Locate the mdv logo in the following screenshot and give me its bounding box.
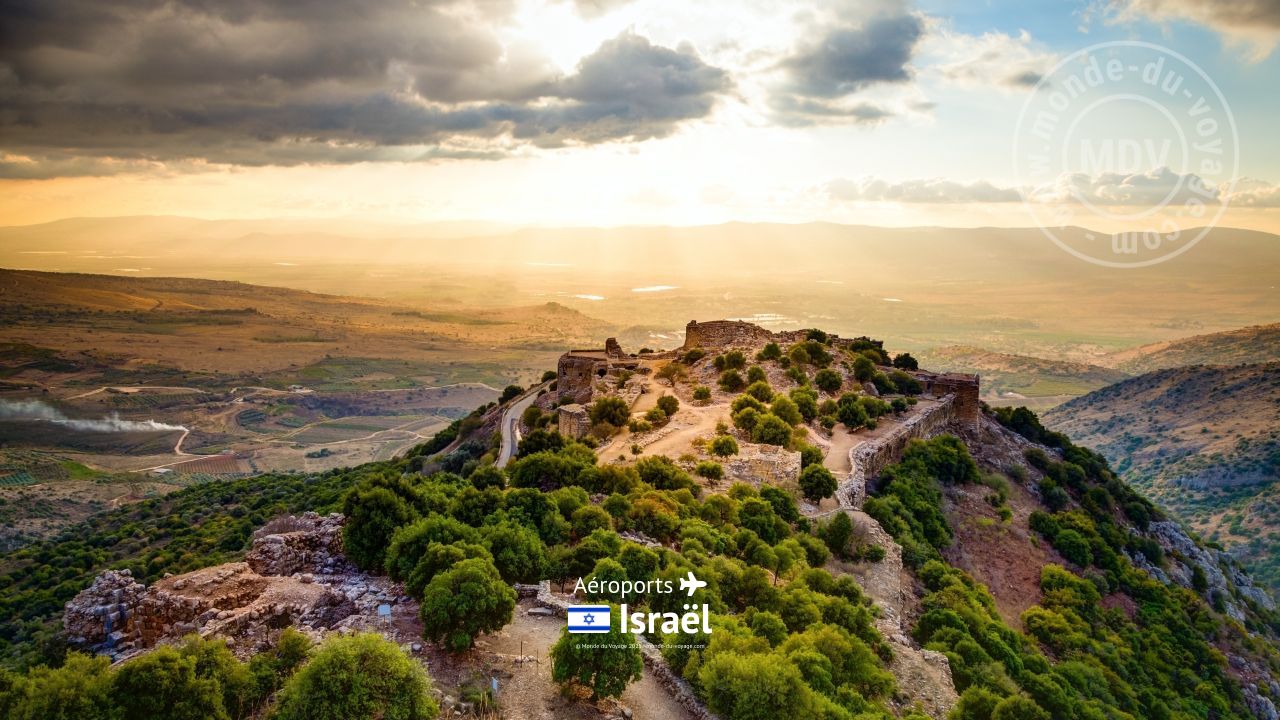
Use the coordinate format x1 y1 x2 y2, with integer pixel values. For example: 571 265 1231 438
566 605 611 634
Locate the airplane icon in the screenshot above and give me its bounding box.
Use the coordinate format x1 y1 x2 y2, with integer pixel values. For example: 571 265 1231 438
678 571 707 597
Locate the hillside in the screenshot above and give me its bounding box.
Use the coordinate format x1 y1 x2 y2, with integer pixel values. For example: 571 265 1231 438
1045 363 1280 591
917 345 1130 410
1103 322 1280 374
3 320 1279 720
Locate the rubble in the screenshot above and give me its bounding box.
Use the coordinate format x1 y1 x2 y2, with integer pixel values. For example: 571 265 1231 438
64 512 407 659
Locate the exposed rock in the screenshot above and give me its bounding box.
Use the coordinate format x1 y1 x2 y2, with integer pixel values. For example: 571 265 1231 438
245 512 345 577
62 569 146 648
721 442 801 493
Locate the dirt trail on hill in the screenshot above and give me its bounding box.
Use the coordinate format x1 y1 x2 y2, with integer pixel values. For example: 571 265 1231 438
811 407 960 719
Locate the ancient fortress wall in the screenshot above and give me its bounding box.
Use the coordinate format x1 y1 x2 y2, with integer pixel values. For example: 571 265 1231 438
836 396 958 508
681 320 777 350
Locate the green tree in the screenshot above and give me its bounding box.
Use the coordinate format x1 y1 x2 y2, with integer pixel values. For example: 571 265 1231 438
656 395 680 416
814 369 843 394
693 385 712 401
751 413 792 446
7 653 115 720
272 633 438 720
821 512 854 557
405 542 493 599
1052 529 1093 567
892 353 919 370
343 486 418 572
799 464 838 502
992 695 1051 720
385 514 480 581
500 385 524 403
746 365 768 384
113 644 229 720
770 395 803 426
718 370 746 392
550 607 642 701
695 461 724 480
745 381 775 402
468 464 507 490
699 652 815 720
589 397 631 427
853 356 875 382
711 435 739 457
483 521 548 583
419 558 516 651
571 504 613 538
758 342 782 361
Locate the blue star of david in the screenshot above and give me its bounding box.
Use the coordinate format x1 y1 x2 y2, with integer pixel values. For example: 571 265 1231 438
582 613 596 624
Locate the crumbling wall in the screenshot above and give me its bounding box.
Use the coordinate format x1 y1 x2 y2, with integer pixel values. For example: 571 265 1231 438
681 320 776 350
836 397 958 508
557 404 591 440
722 443 802 494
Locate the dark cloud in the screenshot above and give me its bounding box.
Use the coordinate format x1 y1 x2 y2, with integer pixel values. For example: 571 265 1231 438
1118 0 1280 30
0 1 729 177
772 12 922 124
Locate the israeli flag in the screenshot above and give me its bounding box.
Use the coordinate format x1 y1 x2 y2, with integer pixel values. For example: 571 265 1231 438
566 605 611 633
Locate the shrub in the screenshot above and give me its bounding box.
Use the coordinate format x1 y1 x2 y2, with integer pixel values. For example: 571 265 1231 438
747 366 768 384
644 407 668 425
799 464 838 502
551 609 642 701
1052 529 1092 567
710 435 739 457
635 455 696 491
892 353 919 370
342 486 417 573
656 395 680 416
814 369 843 394
693 385 711 401
272 633 439 720
589 397 631 427
419 558 516 651
770 395 803 426
483 522 547 583
500 385 524 403
718 370 746 392
751 413 793 446
758 342 783 361
745 381 775 402
695 461 724 481
405 542 492 599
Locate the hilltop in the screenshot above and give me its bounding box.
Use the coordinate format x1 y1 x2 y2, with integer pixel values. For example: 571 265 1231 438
4 319 1279 720
1102 322 1280 374
1045 362 1280 593
917 345 1130 410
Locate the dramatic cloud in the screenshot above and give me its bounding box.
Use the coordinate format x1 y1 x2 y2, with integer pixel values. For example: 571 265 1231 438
0 1 730 177
826 177 1021 203
771 10 924 123
1103 0 1280 58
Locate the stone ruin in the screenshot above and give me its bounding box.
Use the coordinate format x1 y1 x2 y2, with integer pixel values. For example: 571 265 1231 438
556 337 643 404
64 512 410 659
556 403 591 440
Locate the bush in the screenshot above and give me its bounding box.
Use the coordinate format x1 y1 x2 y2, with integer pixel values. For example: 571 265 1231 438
745 381 775 402
589 397 631 427
405 542 493 599
272 633 439 720
719 370 746 392
710 435 739 457
343 486 418 573
468 465 506 491
758 342 783 361
693 385 711 401
419 558 516 651
657 395 680 416
751 413 793 446
821 512 854 557
770 395 803 426
695 461 724 481
551 609 643 701
1052 529 1093 567
635 455 696 491
746 366 767 384
500 385 524 403
799 465 838 502
483 522 547 583
814 369 843 393
892 353 919 370
644 407 668 425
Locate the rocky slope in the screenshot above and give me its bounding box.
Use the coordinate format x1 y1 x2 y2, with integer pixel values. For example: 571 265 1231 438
1045 363 1280 592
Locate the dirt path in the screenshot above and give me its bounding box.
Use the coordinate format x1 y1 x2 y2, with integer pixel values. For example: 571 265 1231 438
440 601 698 720
810 403 960 719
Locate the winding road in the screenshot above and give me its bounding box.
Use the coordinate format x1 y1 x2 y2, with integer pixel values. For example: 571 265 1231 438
496 382 550 468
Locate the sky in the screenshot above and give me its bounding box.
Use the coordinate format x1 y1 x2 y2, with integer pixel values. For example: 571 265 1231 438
2 0 1279 232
